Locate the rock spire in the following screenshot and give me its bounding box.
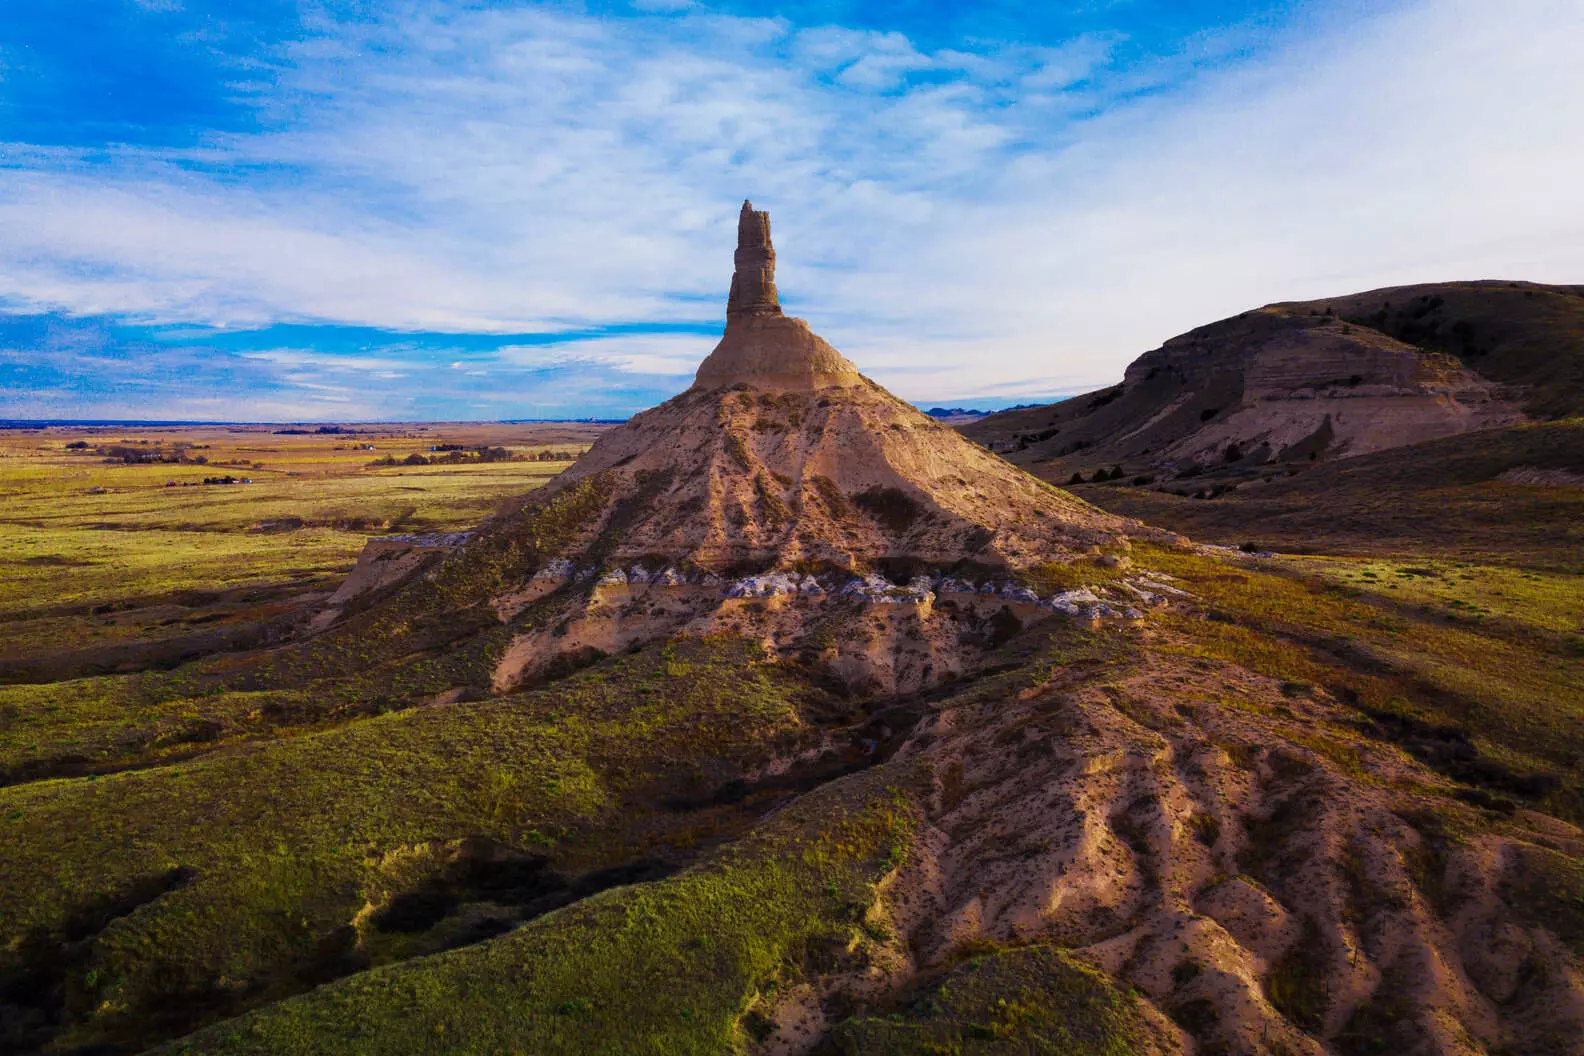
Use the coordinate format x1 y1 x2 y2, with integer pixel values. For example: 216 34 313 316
728 201 781 317
694 201 862 392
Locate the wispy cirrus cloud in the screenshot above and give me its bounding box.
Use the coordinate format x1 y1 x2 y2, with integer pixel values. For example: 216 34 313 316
0 0 1581 419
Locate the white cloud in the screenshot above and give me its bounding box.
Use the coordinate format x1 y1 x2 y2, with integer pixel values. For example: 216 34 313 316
496 332 714 377
1 0 1581 406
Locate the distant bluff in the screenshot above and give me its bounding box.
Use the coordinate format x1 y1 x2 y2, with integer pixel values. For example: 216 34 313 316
962 281 1584 488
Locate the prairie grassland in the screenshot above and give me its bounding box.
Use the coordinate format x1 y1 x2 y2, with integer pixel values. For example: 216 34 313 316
3 421 1583 1055
1283 555 1584 640
0 423 604 656
1137 543 1584 818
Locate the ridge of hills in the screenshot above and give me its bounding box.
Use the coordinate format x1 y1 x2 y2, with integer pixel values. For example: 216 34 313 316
1 210 1582 1056
964 280 1584 475
961 279 1584 566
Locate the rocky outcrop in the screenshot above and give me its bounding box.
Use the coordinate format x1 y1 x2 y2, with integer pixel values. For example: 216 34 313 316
727 200 779 316
693 201 862 392
458 202 1163 693
314 203 1148 694
527 201 1135 575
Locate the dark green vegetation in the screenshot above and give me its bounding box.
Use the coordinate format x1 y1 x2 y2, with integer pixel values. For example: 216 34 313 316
0 630 849 1052
836 945 1153 1055
1309 280 1584 419
164 770 915 1055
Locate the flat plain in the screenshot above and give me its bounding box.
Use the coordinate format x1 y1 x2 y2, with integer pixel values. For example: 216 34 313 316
0 422 604 781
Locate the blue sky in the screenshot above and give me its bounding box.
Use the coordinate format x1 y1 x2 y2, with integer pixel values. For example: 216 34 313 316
1 0 1581 421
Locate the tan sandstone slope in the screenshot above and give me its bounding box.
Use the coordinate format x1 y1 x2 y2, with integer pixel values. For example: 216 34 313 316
320 202 1155 698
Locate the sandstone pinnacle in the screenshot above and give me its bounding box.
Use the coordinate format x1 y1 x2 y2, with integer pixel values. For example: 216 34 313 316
694 201 862 392
727 200 780 317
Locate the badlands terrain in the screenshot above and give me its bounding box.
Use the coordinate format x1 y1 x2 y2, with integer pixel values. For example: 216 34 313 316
1 206 1582 1056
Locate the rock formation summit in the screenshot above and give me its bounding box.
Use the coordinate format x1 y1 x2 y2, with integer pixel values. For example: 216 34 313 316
692 201 862 392
518 199 1133 577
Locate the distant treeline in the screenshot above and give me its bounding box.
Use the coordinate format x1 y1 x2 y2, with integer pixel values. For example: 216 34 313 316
272 425 370 435
368 447 578 467
66 440 212 465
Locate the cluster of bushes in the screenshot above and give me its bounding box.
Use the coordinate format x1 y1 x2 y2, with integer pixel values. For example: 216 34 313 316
370 447 575 467
1167 482 1240 500
1067 466 1153 486
1012 425 1061 451
66 440 211 465
272 425 366 435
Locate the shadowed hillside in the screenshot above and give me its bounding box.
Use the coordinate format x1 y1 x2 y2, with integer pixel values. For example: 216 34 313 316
1066 419 1584 571
1313 280 1584 420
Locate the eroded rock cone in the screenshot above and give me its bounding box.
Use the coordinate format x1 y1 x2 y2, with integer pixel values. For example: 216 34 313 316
526 199 1129 573
447 201 1151 693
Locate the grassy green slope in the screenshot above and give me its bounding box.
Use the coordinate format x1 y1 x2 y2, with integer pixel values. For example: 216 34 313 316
0 637 821 1053
162 769 916 1056
837 945 1157 1056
